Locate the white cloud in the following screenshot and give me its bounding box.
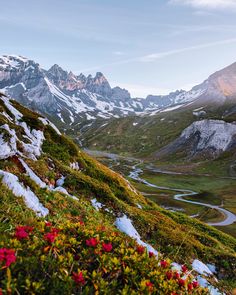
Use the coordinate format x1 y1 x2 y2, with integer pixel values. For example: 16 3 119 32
169 0 236 10
76 38 236 75
140 38 236 62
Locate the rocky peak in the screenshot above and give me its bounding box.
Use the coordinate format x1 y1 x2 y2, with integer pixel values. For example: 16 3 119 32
111 86 131 101
47 64 68 82
85 72 112 97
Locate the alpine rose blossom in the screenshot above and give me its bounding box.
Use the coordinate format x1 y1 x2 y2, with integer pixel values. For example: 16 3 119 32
0 248 16 267
86 237 99 247
178 279 185 287
102 242 112 252
149 251 154 258
136 245 145 254
181 265 188 273
188 283 194 291
146 281 154 291
166 271 173 280
44 232 58 244
15 226 34 240
192 281 199 288
160 260 168 268
72 272 85 285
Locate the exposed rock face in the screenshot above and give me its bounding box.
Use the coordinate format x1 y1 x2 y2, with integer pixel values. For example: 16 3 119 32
155 120 236 159
182 120 236 152
0 55 146 123
1 55 236 127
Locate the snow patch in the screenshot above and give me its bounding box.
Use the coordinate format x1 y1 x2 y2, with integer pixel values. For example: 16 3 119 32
91 198 103 211
70 162 80 170
192 259 213 276
19 158 47 188
0 170 49 217
56 176 65 187
115 215 158 256
39 117 61 135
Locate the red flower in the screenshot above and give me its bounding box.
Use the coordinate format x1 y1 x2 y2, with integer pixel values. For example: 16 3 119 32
0 248 16 267
136 245 145 255
51 228 60 234
146 281 154 291
181 265 188 273
166 271 173 280
0 288 2 295
45 222 52 227
160 260 168 268
86 237 99 248
174 272 180 279
192 281 199 288
178 279 185 287
72 272 85 285
149 251 154 258
24 226 34 232
44 232 57 244
15 225 34 240
102 242 112 252
188 283 194 291
15 228 28 240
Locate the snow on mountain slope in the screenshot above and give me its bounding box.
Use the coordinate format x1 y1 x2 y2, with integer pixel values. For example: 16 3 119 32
155 119 236 160
0 55 147 124
1 55 236 130
182 120 236 153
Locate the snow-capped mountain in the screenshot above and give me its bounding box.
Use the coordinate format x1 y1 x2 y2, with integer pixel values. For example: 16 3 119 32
1 55 236 127
0 55 145 125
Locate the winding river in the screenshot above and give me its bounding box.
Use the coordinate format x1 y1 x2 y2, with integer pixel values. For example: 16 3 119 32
85 149 236 227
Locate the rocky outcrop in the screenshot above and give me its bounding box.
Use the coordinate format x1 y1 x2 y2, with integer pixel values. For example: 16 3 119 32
155 119 236 159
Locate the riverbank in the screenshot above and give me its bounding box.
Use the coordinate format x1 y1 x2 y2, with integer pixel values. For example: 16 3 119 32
85 149 236 237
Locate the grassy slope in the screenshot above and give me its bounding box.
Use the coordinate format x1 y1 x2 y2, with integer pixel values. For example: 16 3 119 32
0 99 236 292
81 103 236 169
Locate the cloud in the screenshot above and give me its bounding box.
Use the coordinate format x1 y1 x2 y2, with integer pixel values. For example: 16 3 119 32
140 38 236 62
76 38 236 73
169 0 236 10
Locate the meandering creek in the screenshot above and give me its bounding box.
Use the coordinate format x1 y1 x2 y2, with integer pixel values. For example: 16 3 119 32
85 149 236 227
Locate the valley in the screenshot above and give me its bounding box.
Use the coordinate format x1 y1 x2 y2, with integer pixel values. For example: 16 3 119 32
85 149 236 238
1 55 236 293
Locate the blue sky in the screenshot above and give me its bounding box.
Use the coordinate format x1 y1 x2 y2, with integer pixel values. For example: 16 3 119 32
1 0 236 97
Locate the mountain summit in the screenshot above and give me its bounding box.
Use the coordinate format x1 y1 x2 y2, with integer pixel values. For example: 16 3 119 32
1 55 236 129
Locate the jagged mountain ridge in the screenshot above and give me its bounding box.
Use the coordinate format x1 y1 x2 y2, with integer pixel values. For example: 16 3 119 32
2 55 236 129
0 55 146 124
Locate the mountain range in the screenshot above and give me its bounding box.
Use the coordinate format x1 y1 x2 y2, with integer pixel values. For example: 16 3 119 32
1 55 236 128
1 54 236 166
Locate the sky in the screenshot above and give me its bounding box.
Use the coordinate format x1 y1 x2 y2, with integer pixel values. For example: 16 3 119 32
1 0 236 97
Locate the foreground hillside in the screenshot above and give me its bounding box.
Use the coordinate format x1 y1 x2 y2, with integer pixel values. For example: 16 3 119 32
0 94 236 293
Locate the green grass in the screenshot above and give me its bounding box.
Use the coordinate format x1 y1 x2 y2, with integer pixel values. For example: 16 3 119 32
1 97 236 292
